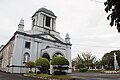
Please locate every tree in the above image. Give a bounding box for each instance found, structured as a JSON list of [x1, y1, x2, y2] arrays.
[[73, 52, 96, 69], [73, 54, 84, 69], [35, 57, 50, 73], [25, 61, 35, 72], [51, 56, 69, 73], [94, 60, 103, 69], [81, 53, 96, 68], [104, 0, 120, 32], [102, 50, 120, 70]]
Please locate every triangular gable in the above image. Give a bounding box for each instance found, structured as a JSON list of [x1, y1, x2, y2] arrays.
[[40, 34, 56, 41], [34, 34, 65, 43]]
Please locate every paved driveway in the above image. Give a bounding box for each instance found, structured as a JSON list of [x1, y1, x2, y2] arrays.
[[1, 71, 120, 80], [0, 71, 43, 80], [70, 72, 120, 80]]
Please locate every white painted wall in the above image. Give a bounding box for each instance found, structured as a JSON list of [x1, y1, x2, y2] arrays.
[[0, 8, 72, 74]]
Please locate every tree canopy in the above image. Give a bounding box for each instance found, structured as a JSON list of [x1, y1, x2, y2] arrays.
[[35, 57, 50, 73], [51, 56, 69, 66], [73, 52, 96, 69], [104, 0, 120, 32], [25, 61, 35, 68], [102, 50, 120, 70], [25, 61, 35, 72], [51, 56, 69, 73]]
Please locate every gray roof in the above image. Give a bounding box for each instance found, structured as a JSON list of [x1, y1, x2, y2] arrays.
[[35, 8, 56, 17], [15, 31, 72, 46]]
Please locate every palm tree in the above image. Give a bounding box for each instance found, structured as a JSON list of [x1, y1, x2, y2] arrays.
[[82, 53, 96, 68], [74, 52, 96, 69]]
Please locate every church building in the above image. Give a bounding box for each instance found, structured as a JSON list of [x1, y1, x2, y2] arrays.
[[0, 8, 72, 74]]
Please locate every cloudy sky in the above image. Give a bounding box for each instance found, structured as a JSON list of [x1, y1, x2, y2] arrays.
[[0, 0, 120, 59]]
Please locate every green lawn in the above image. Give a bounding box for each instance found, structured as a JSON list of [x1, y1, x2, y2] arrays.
[[25, 73, 72, 80]]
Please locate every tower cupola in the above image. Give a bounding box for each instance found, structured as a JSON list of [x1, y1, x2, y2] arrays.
[[65, 33, 70, 44], [18, 18, 24, 31], [31, 7, 57, 34]]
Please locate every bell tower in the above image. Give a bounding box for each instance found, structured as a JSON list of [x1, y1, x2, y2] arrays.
[[31, 8, 57, 34]]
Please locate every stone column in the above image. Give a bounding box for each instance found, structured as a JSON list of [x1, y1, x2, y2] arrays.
[[50, 65, 53, 74], [50, 54, 53, 74]]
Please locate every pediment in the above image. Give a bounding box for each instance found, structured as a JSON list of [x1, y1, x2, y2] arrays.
[[40, 35, 56, 41], [38, 34, 66, 43]]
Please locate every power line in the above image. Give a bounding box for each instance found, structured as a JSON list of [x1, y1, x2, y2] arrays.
[[73, 44, 120, 49], [90, 0, 104, 3]]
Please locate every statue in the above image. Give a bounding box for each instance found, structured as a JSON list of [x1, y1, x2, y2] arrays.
[[114, 53, 119, 71]]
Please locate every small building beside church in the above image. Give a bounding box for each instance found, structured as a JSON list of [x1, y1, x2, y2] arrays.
[[0, 8, 72, 74]]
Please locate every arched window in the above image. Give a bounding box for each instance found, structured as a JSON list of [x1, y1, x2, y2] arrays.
[[23, 53, 30, 63]]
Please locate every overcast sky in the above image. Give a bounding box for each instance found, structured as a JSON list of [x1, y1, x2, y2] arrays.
[[0, 0, 120, 60]]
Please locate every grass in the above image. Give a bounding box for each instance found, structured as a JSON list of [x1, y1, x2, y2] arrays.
[[25, 73, 72, 80], [88, 70, 103, 73], [73, 69, 103, 73]]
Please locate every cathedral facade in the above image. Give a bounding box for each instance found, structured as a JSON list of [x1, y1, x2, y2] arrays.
[[0, 8, 72, 74]]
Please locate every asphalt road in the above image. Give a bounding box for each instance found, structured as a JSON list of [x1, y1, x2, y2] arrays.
[[0, 71, 120, 80], [0, 71, 43, 80], [70, 72, 120, 80]]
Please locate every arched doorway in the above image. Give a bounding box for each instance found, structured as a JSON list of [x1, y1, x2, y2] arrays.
[[42, 53, 50, 61]]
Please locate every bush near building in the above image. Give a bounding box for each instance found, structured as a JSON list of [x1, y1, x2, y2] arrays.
[[35, 57, 50, 73], [51, 56, 69, 75], [79, 68, 88, 72], [25, 61, 35, 72]]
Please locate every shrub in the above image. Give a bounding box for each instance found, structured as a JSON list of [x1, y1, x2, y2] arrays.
[[53, 71, 66, 75], [29, 71, 33, 73], [79, 68, 88, 72], [25, 61, 35, 72], [35, 57, 50, 73], [54, 71, 61, 75], [61, 71, 66, 75], [88, 70, 102, 73], [51, 56, 69, 75], [51, 56, 69, 66], [37, 71, 41, 74]]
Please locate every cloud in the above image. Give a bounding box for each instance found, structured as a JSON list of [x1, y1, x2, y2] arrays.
[[0, 0, 119, 60]]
